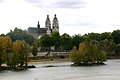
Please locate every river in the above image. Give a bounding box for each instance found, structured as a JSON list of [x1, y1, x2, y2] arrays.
[[1, 59, 120, 80]]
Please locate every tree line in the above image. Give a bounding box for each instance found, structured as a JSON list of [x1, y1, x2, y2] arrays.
[[0, 28, 32, 70], [38, 29, 120, 65], [39, 30, 120, 56], [0, 36, 30, 69], [5, 27, 120, 57], [1, 27, 120, 67]]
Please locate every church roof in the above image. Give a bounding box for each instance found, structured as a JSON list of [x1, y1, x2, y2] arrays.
[[28, 27, 47, 38]]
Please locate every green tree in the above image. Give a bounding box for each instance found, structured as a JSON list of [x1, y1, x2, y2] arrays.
[[70, 40, 107, 65], [61, 33, 72, 50], [7, 27, 34, 45], [111, 30, 120, 44], [72, 34, 84, 49], [100, 32, 111, 41], [32, 40, 39, 57], [115, 44, 120, 56], [51, 32, 61, 51], [40, 34, 53, 51], [100, 39, 115, 55], [10, 52, 19, 68], [12, 40, 30, 67], [69, 46, 81, 64], [86, 33, 101, 41], [0, 36, 12, 67], [23, 41, 30, 67]]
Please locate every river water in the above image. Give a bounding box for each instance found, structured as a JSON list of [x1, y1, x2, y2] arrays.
[[1, 59, 120, 80]]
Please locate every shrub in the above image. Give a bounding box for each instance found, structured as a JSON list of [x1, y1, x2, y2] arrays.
[[70, 40, 107, 65]]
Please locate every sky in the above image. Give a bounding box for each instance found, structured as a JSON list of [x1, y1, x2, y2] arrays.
[[0, 0, 120, 35]]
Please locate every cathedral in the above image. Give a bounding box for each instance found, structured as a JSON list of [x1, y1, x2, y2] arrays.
[[28, 14, 59, 38]]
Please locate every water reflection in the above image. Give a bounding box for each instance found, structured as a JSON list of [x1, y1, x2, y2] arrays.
[[0, 60, 120, 80]]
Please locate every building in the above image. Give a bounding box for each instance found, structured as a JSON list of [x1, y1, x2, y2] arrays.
[[28, 14, 59, 38]]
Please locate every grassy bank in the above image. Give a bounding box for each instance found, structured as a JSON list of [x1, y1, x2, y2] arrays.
[[29, 58, 70, 64]]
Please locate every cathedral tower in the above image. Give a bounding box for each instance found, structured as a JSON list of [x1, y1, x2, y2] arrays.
[[52, 14, 59, 32], [45, 15, 51, 30], [45, 15, 51, 34], [37, 21, 40, 28]]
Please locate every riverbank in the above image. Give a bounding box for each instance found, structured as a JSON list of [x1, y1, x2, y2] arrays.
[[1, 60, 120, 80], [71, 62, 106, 66], [29, 58, 70, 64], [0, 58, 69, 71], [0, 65, 36, 71]]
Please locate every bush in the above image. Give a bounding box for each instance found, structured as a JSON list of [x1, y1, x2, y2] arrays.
[[115, 44, 120, 56], [60, 55, 65, 59], [69, 40, 107, 65]]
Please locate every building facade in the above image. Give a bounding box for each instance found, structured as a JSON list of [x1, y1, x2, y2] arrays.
[[28, 14, 59, 38]]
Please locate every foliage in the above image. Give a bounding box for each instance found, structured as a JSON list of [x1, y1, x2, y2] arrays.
[[100, 39, 115, 55], [32, 40, 39, 57], [40, 34, 53, 47], [100, 32, 112, 41], [115, 44, 120, 56], [70, 40, 107, 65], [39, 32, 61, 51], [7, 27, 34, 45], [69, 46, 80, 63], [86, 33, 101, 42], [51, 32, 61, 50], [61, 33, 72, 50], [111, 30, 120, 44], [60, 55, 65, 59], [0, 35, 31, 69], [2, 28, 120, 68], [12, 40, 30, 67], [0, 36, 12, 67], [72, 34, 84, 49]]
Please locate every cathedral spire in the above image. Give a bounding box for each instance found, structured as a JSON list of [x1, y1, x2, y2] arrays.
[[45, 15, 51, 29], [53, 14, 58, 22], [46, 15, 50, 21], [45, 15, 52, 35], [54, 14, 56, 18], [37, 21, 40, 28], [52, 14, 59, 32]]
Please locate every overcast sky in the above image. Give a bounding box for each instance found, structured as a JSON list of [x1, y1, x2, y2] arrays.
[[0, 0, 120, 35]]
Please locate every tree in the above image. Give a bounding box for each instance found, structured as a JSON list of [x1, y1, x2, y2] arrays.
[[100, 32, 112, 41], [23, 41, 30, 67], [100, 39, 115, 55], [115, 44, 120, 56], [40, 34, 53, 51], [61, 33, 72, 50], [72, 34, 84, 49], [12, 40, 30, 67], [111, 30, 120, 44], [69, 46, 80, 64], [86, 33, 101, 41], [32, 40, 39, 57], [70, 40, 107, 65], [7, 27, 34, 45], [51, 32, 61, 51], [0, 36, 12, 67]]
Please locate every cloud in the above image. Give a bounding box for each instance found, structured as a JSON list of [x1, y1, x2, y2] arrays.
[[25, 0, 87, 8], [52, 0, 87, 8], [62, 19, 95, 27], [25, 0, 43, 3], [0, 0, 3, 2]]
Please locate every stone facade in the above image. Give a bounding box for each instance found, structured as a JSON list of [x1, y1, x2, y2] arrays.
[[28, 14, 59, 38]]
